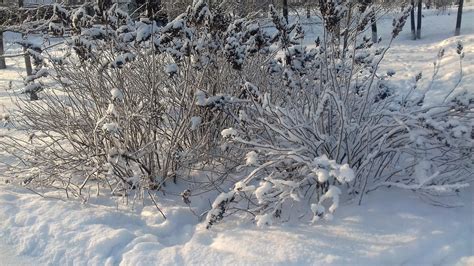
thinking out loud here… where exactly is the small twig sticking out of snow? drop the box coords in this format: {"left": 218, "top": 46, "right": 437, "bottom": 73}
{"left": 147, "top": 190, "right": 166, "bottom": 220}
{"left": 443, "top": 41, "right": 464, "bottom": 103}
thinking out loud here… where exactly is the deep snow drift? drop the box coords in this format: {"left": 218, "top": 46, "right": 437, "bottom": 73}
{"left": 0, "top": 6, "right": 473, "bottom": 266}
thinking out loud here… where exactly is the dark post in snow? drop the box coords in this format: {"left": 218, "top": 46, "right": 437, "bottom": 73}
{"left": 371, "top": 13, "right": 378, "bottom": 43}
{"left": 416, "top": 0, "right": 422, "bottom": 39}
{"left": 23, "top": 49, "right": 32, "bottom": 76}
{"left": 283, "top": 0, "right": 289, "bottom": 23}
{"left": 0, "top": 31, "right": 5, "bottom": 69}
{"left": 22, "top": 34, "right": 32, "bottom": 77}
{"left": 455, "top": 0, "right": 464, "bottom": 36}
{"left": 410, "top": 0, "right": 416, "bottom": 40}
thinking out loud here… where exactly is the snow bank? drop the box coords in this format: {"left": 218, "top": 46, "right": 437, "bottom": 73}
{"left": 0, "top": 184, "right": 472, "bottom": 265}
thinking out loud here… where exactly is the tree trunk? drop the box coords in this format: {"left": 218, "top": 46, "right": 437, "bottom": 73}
{"left": 283, "top": 0, "right": 289, "bottom": 23}
{"left": 0, "top": 31, "right": 6, "bottom": 69}
{"left": 416, "top": 0, "right": 422, "bottom": 39}
{"left": 411, "top": 0, "right": 416, "bottom": 40}
{"left": 455, "top": 0, "right": 464, "bottom": 36}
{"left": 306, "top": 0, "right": 310, "bottom": 18}
{"left": 371, "top": 14, "right": 378, "bottom": 43}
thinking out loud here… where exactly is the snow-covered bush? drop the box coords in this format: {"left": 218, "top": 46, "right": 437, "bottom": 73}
{"left": 0, "top": 1, "right": 278, "bottom": 201}
{"left": 206, "top": 153, "right": 355, "bottom": 228}
{"left": 1, "top": 1, "right": 472, "bottom": 227}
{"left": 205, "top": 2, "right": 473, "bottom": 227}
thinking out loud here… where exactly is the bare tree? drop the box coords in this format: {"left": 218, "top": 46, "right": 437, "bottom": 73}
{"left": 283, "top": 0, "right": 289, "bottom": 23}
{"left": 371, "top": 12, "right": 378, "bottom": 43}
{"left": 0, "top": 31, "right": 5, "bottom": 69}
{"left": 306, "top": 0, "right": 311, "bottom": 18}
{"left": 411, "top": 0, "right": 416, "bottom": 39}
{"left": 455, "top": 0, "right": 463, "bottom": 36}
{"left": 416, "top": 0, "right": 422, "bottom": 39}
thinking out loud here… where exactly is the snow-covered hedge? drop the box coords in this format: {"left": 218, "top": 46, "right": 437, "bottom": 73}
{"left": 1, "top": 0, "right": 472, "bottom": 227}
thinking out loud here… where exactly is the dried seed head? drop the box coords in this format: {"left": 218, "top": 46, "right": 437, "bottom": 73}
{"left": 415, "top": 72, "right": 423, "bottom": 82}
{"left": 456, "top": 41, "right": 463, "bottom": 55}
{"left": 438, "top": 48, "right": 445, "bottom": 59}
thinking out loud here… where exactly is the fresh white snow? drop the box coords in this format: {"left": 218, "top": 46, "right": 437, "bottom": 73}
{"left": 0, "top": 182, "right": 472, "bottom": 265}
{"left": 0, "top": 6, "right": 473, "bottom": 266}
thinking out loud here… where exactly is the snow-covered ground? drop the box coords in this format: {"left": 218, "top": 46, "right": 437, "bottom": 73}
{"left": 0, "top": 182, "right": 472, "bottom": 265}
{"left": 0, "top": 6, "right": 473, "bottom": 266}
